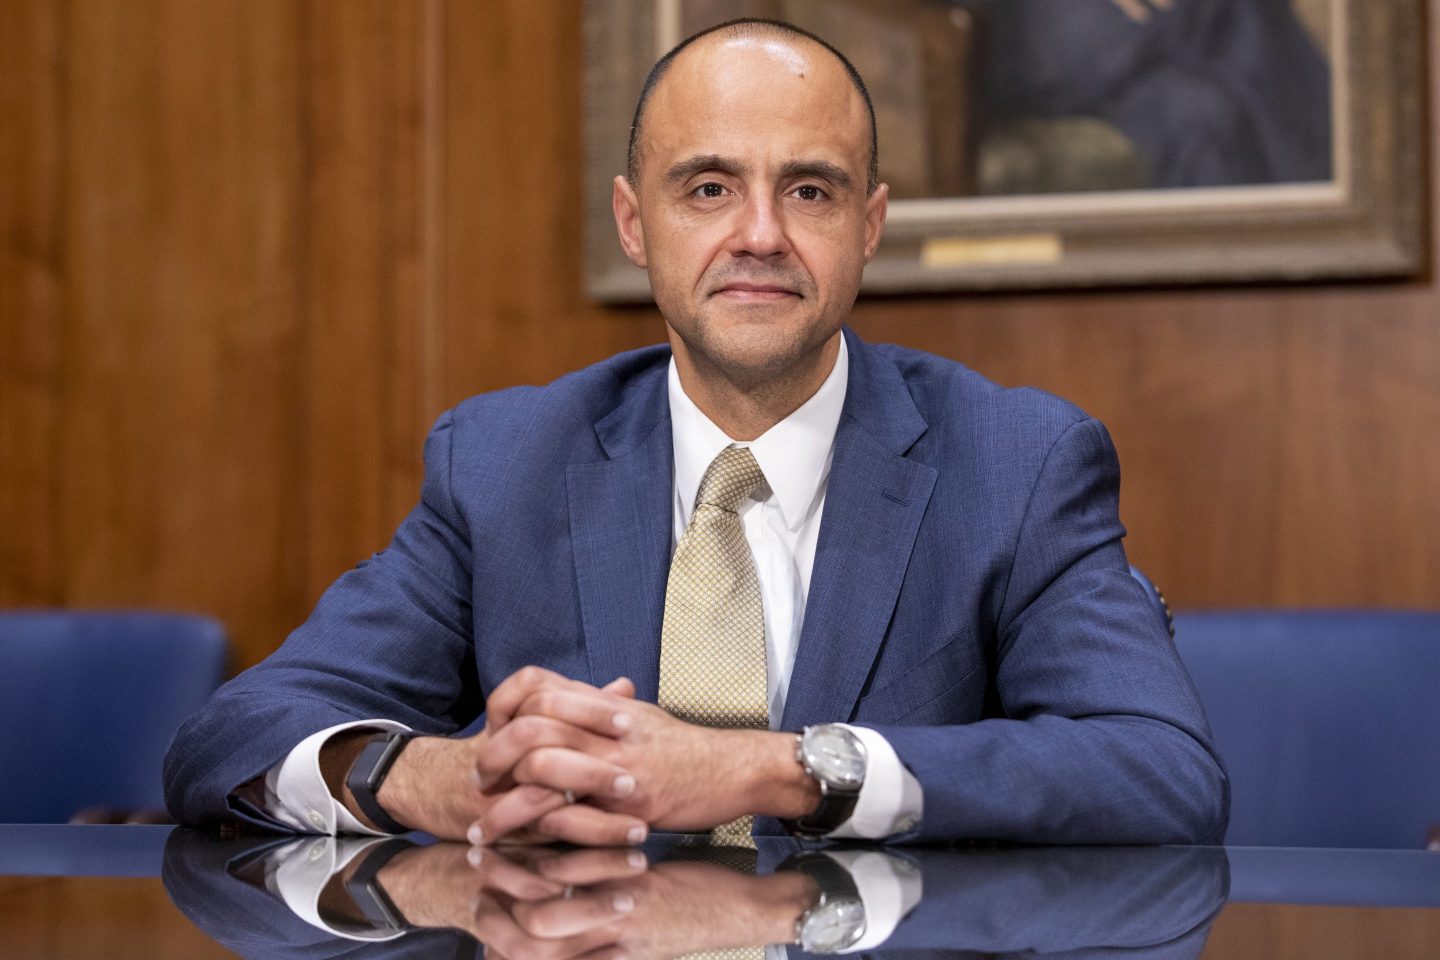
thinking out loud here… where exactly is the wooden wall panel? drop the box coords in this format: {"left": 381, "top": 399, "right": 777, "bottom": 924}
{"left": 1, "top": 0, "right": 1436, "bottom": 676}
{"left": 56, "top": 0, "right": 310, "bottom": 663}
{"left": 1, "top": 0, "right": 63, "bottom": 607}
{"left": 0, "top": 0, "right": 314, "bottom": 668}
{"left": 1, "top": 1, "right": 451, "bottom": 669}
{"left": 298, "top": 0, "right": 438, "bottom": 600}
{"left": 438, "top": 0, "right": 659, "bottom": 407}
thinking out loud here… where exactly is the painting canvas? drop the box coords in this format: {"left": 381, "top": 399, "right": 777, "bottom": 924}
{"left": 584, "top": 0, "right": 1425, "bottom": 299}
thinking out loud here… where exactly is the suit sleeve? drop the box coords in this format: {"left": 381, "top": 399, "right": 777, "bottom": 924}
{"left": 163, "top": 411, "right": 480, "bottom": 828}
{"left": 864, "top": 417, "right": 1230, "bottom": 844}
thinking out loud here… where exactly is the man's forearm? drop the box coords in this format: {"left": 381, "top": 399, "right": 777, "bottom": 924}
{"left": 736, "top": 730, "right": 821, "bottom": 820}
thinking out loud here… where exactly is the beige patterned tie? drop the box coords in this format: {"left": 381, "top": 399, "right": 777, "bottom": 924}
{"left": 659, "top": 445, "right": 768, "bottom": 843}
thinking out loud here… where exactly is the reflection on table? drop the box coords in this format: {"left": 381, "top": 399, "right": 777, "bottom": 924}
{"left": 4, "top": 825, "right": 1440, "bottom": 960}
{"left": 163, "top": 831, "right": 1226, "bottom": 959}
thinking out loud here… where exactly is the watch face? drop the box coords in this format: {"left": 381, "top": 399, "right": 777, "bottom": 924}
{"left": 801, "top": 897, "right": 867, "bottom": 953}
{"left": 804, "top": 725, "right": 867, "bottom": 787}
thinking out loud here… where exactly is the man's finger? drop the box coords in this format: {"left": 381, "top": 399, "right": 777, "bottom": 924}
{"left": 476, "top": 715, "right": 622, "bottom": 789}
{"left": 486, "top": 666, "right": 589, "bottom": 733}
{"left": 514, "top": 686, "right": 638, "bottom": 739}
{"left": 486, "top": 669, "right": 636, "bottom": 737}
{"left": 534, "top": 800, "right": 649, "bottom": 848}
{"left": 601, "top": 676, "right": 636, "bottom": 698}
{"left": 471, "top": 784, "right": 569, "bottom": 844}
{"left": 512, "top": 747, "right": 637, "bottom": 802}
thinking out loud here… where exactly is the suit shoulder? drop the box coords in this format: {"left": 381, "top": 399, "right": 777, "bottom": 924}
{"left": 440, "top": 344, "right": 670, "bottom": 453}
{"left": 868, "top": 340, "right": 1093, "bottom": 440}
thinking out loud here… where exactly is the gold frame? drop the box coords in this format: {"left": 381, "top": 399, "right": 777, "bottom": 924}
{"left": 583, "top": 0, "right": 1427, "bottom": 300}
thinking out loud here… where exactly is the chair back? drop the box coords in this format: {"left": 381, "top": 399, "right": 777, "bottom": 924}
{"left": 0, "top": 611, "right": 227, "bottom": 822}
{"left": 1172, "top": 610, "right": 1440, "bottom": 849}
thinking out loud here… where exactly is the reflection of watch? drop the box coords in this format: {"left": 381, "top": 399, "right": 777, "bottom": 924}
{"left": 786, "top": 723, "right": 867, "bottom": 836}
{"left": 344, "top": 839, "right": 414, "bottom": 933}
{"left": 782, "top": 851, "right": 867, "bottom": 954}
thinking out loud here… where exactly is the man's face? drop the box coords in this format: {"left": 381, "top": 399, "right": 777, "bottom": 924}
{"left": 614, "top": 35, "right": 888, "bottom": 388}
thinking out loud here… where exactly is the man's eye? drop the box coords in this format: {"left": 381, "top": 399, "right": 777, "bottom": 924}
{"left": 794, "top": 184, "right": 826, "bottom": 202}
{"left": 695, "top": 182, "right": 725, "bottom": 199}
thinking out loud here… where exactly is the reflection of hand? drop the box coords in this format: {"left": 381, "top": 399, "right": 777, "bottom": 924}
{"left": 478, "top": 681, "right": 820, "bottom": 834}
{"left": 1109, "top": 0, "right": 1173, "bottom": 22}
{"left": 324, "top": 670, "right": 650, "bottom": 846}
{"left": 371, "top": 844, "right": 818, "bottom": 960}
{"left": 371, "top": 845, "right": 646, "bottom": 956}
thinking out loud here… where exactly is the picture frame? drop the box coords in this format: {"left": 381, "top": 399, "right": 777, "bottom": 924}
{"left": 583, "top": 0, "right": 1427, "bottom": 300}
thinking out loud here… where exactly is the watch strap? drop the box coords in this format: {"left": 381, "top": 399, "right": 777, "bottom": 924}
{"left": 790, "top": 787, "right": 861, "bottom": 836}
{"left": 345, "top": 732, "right": 415, "bottom": 834}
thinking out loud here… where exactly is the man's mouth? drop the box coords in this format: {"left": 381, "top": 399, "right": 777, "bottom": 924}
{"left": 711, "top": 282, "right": 801, "bottom": 301}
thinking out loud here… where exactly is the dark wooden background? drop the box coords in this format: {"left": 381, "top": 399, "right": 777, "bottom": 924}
{"left": 2, "top": 1, "right": 1437, "bottom": 673}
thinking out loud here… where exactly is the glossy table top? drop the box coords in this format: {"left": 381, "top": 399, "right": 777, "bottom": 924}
{"left": 3, "top": 825, "right": 1439, "bottom": 959}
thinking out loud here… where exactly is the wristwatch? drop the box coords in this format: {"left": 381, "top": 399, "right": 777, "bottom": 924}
{"left": 781, "top": 851, "right": 867, "bottom": 953}
{"left": 345, "top": 732, "right": 416, "bottom": 833}
{"left": 785, "top": 723, "right": 867, "bottom": 836}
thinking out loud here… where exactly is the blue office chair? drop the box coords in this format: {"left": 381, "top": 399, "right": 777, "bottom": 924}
{"left": 0, "top": 611, "right": 228, "bottom": 823}
{"left": 1171, "top": 609, "right": 1440, "bottom": 849}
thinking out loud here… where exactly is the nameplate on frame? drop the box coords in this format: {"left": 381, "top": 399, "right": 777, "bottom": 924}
{"left": 922, "top": 234, "right": 1064, "bottom": 268}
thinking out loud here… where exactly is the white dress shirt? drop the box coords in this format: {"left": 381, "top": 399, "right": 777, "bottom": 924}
{"left": 262, "top": 335, "right": 923, "bottom": 839}
{"left": 666, "top": 336, "right": 922, "bottom": 839}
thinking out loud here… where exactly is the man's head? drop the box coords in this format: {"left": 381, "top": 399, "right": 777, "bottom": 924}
{"left": 627, "top": 19, "right": 880, "bottom": 195}
{"left": 612, "top": 19, "right": 889, "bottom": 404}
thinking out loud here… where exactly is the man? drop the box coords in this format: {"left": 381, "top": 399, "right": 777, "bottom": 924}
{"left": 165, "top": 19, "right": 1227, "bottom": 847}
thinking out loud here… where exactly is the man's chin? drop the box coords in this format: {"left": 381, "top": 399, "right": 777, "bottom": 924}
{"left": 687, "top": 322, "right": 840, "bottom": 385}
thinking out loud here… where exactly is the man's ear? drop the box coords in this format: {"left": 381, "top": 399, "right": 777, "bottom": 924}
{"left": 613, "top": 175, "right": 648, "bottom": 268}
{"left": 862, "top": 182, "right": 889, "bottom": 262}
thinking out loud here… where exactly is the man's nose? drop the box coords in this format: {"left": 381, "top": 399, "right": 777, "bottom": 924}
{"left": 727, "top": 192, "right": 790, "bottom": 259}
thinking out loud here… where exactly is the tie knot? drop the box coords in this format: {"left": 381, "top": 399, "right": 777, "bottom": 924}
{"left": 695, "top": 446, "right": 766, "bottom": 513}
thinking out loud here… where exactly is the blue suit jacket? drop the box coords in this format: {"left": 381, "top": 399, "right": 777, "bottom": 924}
{"left": 164, "top": 329, "right": 1227, "bottom": 843}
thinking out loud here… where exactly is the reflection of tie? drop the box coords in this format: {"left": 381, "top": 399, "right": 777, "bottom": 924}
{"left": 669, "top": 839, "right": 765, "bottom": 960}
{"left": 659, "top": 446, "right": 768, "bottom": 842}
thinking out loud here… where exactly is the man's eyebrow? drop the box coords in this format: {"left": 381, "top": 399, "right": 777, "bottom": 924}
{"left": 779, "top": 159, "right": 854, "bottom": 189}
{"left": 664, "top": 154, "right": 747, "bottom": 184}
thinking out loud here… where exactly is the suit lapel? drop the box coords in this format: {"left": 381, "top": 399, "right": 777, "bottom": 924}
{"left": 781, "top": 331, "right": 937, "bottom": 731}
{"left": 567, "top": 367, "right": 673, "bottom": 702}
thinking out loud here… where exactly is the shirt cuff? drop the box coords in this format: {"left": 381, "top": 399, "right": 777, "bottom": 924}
{"left": 261, "top": 720, "right": 413, "bottom": 835}
{"left": 824, "top": 725, "right": 923, "bottom": 840}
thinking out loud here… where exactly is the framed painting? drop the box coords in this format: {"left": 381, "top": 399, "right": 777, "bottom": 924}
{"left": 583, "top": 0, "right": 1427, "bottom": 299}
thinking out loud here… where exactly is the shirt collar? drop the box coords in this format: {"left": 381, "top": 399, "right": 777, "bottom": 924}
{"left": 668, "top": 335, "right": 848, "bottom": 531}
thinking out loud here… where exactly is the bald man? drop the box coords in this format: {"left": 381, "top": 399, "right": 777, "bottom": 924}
{"left": 165, "top": 19, "right": 1227, "bottom": 847}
